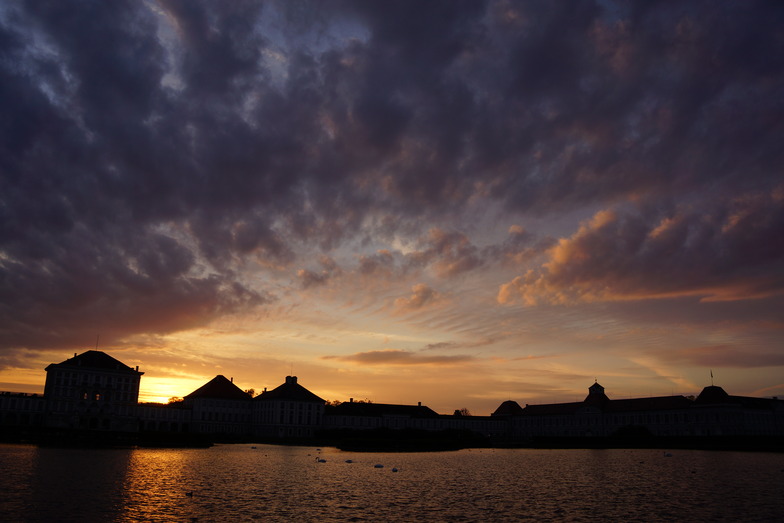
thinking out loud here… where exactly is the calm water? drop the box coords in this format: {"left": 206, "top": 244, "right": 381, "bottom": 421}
{"left": 1, "top": 443, "right": 783, "bottom": 522}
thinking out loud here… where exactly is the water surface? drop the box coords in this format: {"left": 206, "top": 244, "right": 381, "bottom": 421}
{"left": 1, "top": 444, "right": 782, "bottom": 521}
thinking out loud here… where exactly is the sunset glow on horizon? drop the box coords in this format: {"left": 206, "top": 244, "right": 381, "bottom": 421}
{"left": 1, "top": 1, "right": 782, "bottom": 415}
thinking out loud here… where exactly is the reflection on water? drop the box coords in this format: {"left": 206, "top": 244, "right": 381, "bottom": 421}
{"left": 1, "top": 443, "right": 783, "bottom": 521}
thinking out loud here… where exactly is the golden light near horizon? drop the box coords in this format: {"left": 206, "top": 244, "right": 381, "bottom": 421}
{"left": 138, "top": 376, "right": 207, "bottom": 404}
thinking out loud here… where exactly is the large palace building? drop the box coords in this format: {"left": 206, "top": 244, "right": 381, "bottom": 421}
{"left": 1, "top": 350, "right": 783, "bottom": 445}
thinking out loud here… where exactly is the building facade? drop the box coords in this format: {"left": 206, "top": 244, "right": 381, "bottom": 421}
{"left": 253, "top": 376, "right": 326, "bottom": 439}
{"left": 493, "top": 381, "right": 784, "bottom": 442}
{"left": 1, "top": 351, "right": 782, "bottom": 445}
{"left": 182, "top": 375, "right": 253, "bottom": 437}
{"left": 43, "top": 351, "right": 143, "bottom": 432}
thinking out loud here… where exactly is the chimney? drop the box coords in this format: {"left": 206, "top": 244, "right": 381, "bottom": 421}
{"left": 417, "top": 401, "right": 421, "bottom": 407}
{"left": 350, "top": 397, "right": 353, "bottom": 403}
{"left": 285, "top": 376, "right": 297, "bottom": 384}
{"left": 74, "top": 353, "right": 77, "bottom": 358}
{"left": 263, "top": 387, "right": 267, "bottom": 392}
{"left": 135, "top": 366, "right": 139, "bottom": 372}
{"left": 231, "top": 377, "right": 233, "bottom": 383}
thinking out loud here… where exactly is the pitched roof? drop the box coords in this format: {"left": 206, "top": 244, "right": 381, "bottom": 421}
{"left": 492, "top": 400, "right": 525, "bottom": 417}
{"left": 46, "top": 350, "right": 142, "bottom": 374}
{"left": 255, "top": 376, "right": 325, "bottom": 403}
{"left": 695, "top": 385, "right": 731, "bottom": 405}
{"left": 185, "top": 375, "right": 251, "bottom": 401}
{"left": 326, "top": 401, "right": 439, "bottom": 418}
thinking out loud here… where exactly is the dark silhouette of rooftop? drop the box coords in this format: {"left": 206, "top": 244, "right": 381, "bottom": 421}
{"left": 584, "top": 381, "right": 610, "bottom": 407}
{"left": 492, "top": 400, "right": 525, "bottom": 417}
{"left": 185, "top": 375, "right": 251, "bottom": 401}
{"left": 695, "top": 385, "right": 732, "bottom": 404}
{"left": 523, "top": 401, "right": 584, "bottom": 416}
{"left": 255, "top": 376, "right": 326, "bottom": 403}
{"left": 327, "top": 401, "right": 439, "bottom": 418}
{"left": 45, "top": 350, "right": 142, "bottom": 374}
{"left": 695, "top": 385, "right": 779, "bottom": 410}
{"left": 605, "top": 395, "right": 693, "bottom": 412}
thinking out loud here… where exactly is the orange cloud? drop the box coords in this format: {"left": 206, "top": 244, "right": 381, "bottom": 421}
{"left": 655, "top": 344, "right": 784, "bottom": 368}
{"left": 393, "top": 283, "right": 444, "bottom": 314}
{"left": 498, "top": 191, "right": 784, "bottom": 305}
{"left": 322, "top": 349, "right": 474, "bottom": 366}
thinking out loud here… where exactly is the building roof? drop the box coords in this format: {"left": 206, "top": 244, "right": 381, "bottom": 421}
{"left": 694, "top": 385, "right": 731, "bottom": 405}
{"left": 492, "top": 400, "right": 525, "bottom": 417}
{"left": 45, "top": 350, "right": 142, "bottom": 375}
{"left": 326, "top": 401, "right": 439, "bottom": 418}
{"left": 522, "top": 402, "right": 584, "bottom": 416}
{"left": 695, "top": 386, "right": 780, "bottom": 410}
{"left": 185, "top": 375, "right": 251, "bottom": 401}
{"left": 584, "top": 381, "right": 610, "bottom": 407}
{"left": 605, "top": 395, "right": 693, "bottom": 412}
{"left": 255, "top": 376, "right": 325, "bottom": 403}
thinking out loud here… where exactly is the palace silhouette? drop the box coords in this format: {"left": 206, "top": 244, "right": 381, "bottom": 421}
{"left": 1, "top": 350, "right": 782, "bottom": 447}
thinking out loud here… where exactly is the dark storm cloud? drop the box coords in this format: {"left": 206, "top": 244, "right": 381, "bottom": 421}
{"left": 1, "top": 1, "right": 782, "bottom": 351}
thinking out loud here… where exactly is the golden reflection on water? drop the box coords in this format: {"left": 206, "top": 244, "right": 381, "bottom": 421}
{"left": 1, "top": 444, "right": 783, "bottom": 521}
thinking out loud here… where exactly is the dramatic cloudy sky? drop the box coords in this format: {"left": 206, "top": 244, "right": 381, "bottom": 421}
{"left": 1, "top": 0, "right": 782, "bottom": 413}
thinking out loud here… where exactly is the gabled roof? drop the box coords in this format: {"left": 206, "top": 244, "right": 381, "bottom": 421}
{"left": 327, "top": 401, "right": 439, "bottom": 418}
{"left": 185, "top": 375, "right": 251, "bottom": 401}
{"left": 46, "top": 350, "right": 142, "bottom": 374}
{"left": 255, "top": 376, "right": 325, "bottom": 403}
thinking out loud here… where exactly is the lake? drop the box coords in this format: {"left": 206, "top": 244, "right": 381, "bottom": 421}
{"left": 1, "top": 443, "right": 782, "bottom": 521}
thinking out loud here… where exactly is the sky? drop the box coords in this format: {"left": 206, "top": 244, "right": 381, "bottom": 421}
{"left": 1, "top": 0, "right": 782, "bottom": 414}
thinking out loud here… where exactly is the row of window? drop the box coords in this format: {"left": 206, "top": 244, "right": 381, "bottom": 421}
{"left": 52, "top": 371, "right": 137, "bottom": 387}
{"left": 45, "top": 401, "right": 135, "bottom": 417}
{"left": 199, "top": 411, "right": 250, "bottom": 422}
{"left": 47, "top": 387, "right": 136, "bottom": 403}
{"left": 0, "top": 397, "right": 45, "bottom": 411}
